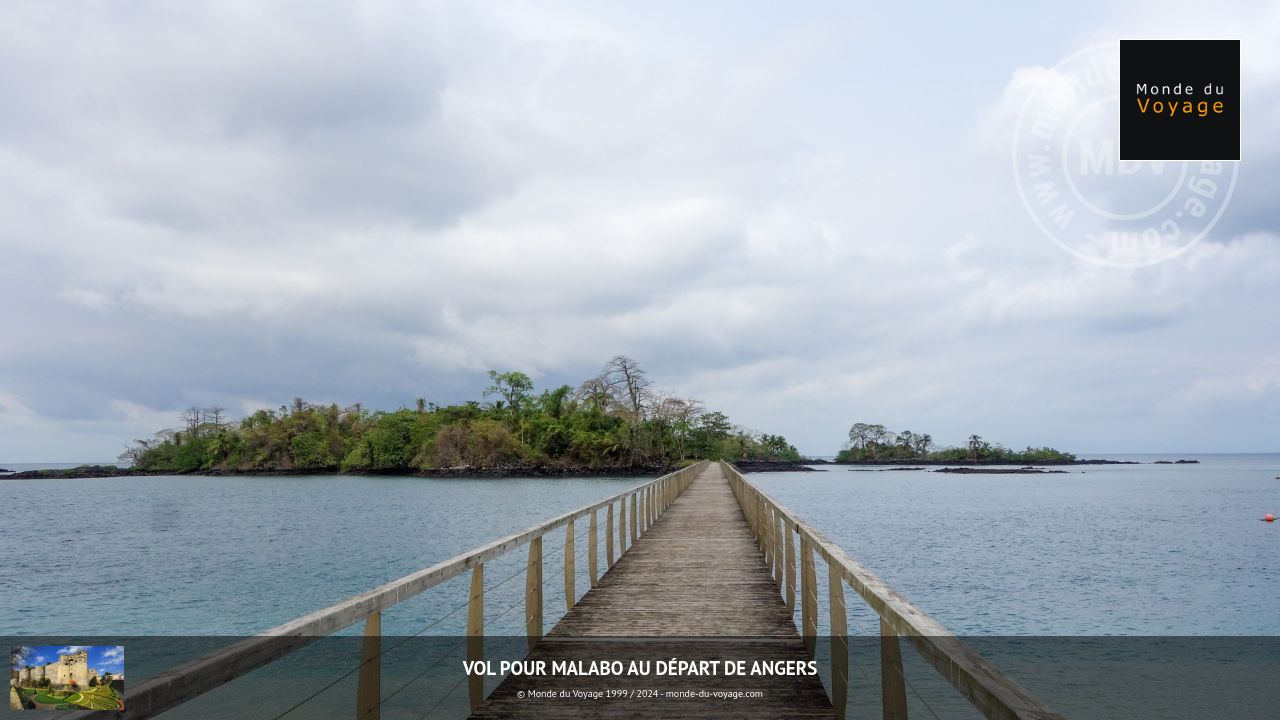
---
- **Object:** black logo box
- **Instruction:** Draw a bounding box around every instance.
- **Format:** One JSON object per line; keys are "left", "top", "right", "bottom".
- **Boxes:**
{"left": 1120, "top": 39, "right": 1240, "bottom": 161}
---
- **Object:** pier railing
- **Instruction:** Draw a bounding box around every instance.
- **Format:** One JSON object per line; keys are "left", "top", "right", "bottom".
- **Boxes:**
{"left": 67, "top": 461, "right": 708, "bottom": 720}
{"left": 721, "top": 461, "right": 1065, "bottom": 720}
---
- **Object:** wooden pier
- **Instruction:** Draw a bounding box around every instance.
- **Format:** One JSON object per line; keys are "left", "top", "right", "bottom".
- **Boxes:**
{"left": 468, "top": 462, "right": 834, "bottom": 719}
{"left": 68, "top": 461, "right": 1065, "bottom": 720}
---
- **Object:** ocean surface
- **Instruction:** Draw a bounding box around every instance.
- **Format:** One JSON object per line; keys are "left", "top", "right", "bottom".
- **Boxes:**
{"left": 3, "top": 455, "right": 1278, "bottom": 718}
{"left": 0, "top": 470, "right": 647, "bottom": 636}
{"left": 752, "top": 453, "right": 1280, "bottom": 636}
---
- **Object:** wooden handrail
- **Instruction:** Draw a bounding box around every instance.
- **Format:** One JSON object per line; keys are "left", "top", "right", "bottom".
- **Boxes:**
{"left": 720, "top": 461, "right": 1065, "bottom": 720}
{"left": 65, "top": 461, "right": 708, "bottom": 720}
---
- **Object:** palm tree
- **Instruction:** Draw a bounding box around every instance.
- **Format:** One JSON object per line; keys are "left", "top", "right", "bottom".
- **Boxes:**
{"left": 968, "top": 434, "right": 983, "bottom": 463}
{"left": 916, "top": 433, "right": 933, "bottom": 457}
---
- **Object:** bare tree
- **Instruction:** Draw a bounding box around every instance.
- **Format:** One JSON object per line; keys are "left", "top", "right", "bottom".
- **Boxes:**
{"left": 182, "top": 407, "right": 203, "bottom": 437}
{"left": 649, "top": 394, "right": 704, "bottom": 460}
{"left": 602, "top": 355, "right": 651, "bottom": 419}
{"left": 118, "top": 438, "right": 156, "bottom": 465}
{"left": 574, "top": 375, "right": 614, "bottom": 410}
{"left": 204, "top": 407, "right": 227, "bottom": 430}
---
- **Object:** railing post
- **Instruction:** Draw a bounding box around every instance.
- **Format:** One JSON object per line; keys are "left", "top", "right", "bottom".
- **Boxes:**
{"left": 525, "top": 537, "right": 543, "bottom": 650}
{"left": 640, "top": 487, "right": 648, "bottom": 533}
{"left": 750, "top": 491, "right": 761, "bottom": 542}
{"left": 607, "top": 503, "right": 616, "bottom": 566}
{"left": 830, "top": 571, "right": 849, "bottom": 720}
{"left": 760, "top": 497, "right": 771, "bottom": 560}
{"left": 467, "top": 565, "right": 484, "bottom": 711}
{"left": 588, "top": 510, "right": 599, "bottom": 587}
{"left": 801, "top": 537, "right": 817, "bottom": 658}
{"left": 619, "top": 498, "right": 628, "bottom": 553}
{"left": 772, "top": 509, "right": 784, "bottom": 590}
{"left": 880, "top": 618, "right": 908, "bottom": 720}
{"left": 785, "top": 522, "right": 796, "bottom": 614}
{"left": 564, "top": 519, "right": 576, "bottom": 610}
{"left": 646, "top": 485, "right": 653, "bottom": 527}
{"left": 760, "top": 497, "right": 770, "bottom": 557}
{"left": 355, "top": 611, "right": 380, "bottom": 720}
{"left": 630, "top": 492, "right": 638, "bottom": 544}
{"left": 762, "top": 503, "right": 773, "bottom": 568}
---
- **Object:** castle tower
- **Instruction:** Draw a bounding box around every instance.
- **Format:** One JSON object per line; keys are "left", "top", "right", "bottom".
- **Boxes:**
{"left": 69, "top": 650, "right": 89, "bottom": 688}
{"left": 46, "top": 650, "right": 91, "bottom": 690}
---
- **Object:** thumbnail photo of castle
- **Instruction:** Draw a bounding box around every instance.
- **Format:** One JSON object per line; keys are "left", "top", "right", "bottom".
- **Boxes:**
{"left": 9, "top": 646, "right": 124, "bottom": 712}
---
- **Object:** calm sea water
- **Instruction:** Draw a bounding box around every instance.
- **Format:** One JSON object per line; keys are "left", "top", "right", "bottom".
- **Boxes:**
{"left": 752, "top": 453, "right": 1280, "bottom": 636}
{"left": 0, "top": 472, "right": 646, "bottom": 636}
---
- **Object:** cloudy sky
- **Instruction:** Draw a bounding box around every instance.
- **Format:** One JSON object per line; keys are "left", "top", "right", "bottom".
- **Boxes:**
{"left": 2, "top": 0, "right": 1277, "bottom": 461}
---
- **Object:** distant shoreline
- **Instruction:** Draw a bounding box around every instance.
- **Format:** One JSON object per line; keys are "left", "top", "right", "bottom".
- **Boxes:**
{"left": 0, "top": 457, "right": 1206, "bottom": 480}
{"left": 832, "top": 458, "right": 1198, "bottom": 466}
{"left": 737, "top": 458, "right": 1201, "bottom": 473}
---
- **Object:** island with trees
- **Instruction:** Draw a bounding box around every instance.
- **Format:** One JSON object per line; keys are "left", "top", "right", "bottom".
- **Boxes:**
{"left": 834, "top": 422, "right": 1077, "bottom": 464}
{"left": 97, "top": 356, "right": 802, "bottom": 477}
{"left": 3, "top": 374, "right": 1203, "bottom": 481}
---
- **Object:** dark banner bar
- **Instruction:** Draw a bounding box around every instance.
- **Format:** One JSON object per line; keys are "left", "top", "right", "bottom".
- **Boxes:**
{"left": 7, "top": 636, "right": 1278, "bottom": 719}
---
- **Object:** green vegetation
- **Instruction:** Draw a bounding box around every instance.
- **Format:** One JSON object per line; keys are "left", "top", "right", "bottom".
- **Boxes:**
{"left": 124, "top": 356, "right": 802, "bottom": 473}
{"left": 19, "top": 687, "right": 119, "bottom": 711}
{"left": 74, "top": 685, "right": 122, "bottom": 711}
{"left": 834, "top": 423, "right": 1075, "bottom": 464}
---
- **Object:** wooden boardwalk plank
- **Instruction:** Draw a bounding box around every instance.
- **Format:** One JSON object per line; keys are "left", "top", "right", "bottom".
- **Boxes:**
{"left": 469, "top": 464, "right": 835, "bottom": 719}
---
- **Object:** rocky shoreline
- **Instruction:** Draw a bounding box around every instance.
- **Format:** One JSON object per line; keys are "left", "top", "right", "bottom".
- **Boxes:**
{"left": 1, "top": 456, "right": 1203, "bottom": 480}
{"left": 935, "top": 466, "right": 1069, "bottom": 474}
{"left": 732, "top": 461, "right": 821, "bottom": 472}
{"left": 831, "top": 458, "right": 1197, "bottom": 466}
{"left": 0, "top": 464, "right": 141, "bottom": 479}
{"left": 734, "top": 458, "right": 1201, "bottom": 473}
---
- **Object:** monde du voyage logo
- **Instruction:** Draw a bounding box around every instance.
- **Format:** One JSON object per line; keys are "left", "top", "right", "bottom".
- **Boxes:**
{"left": 1121, "top": 39, "right": 1240, "bottom": 161}
{"left": 1013, "top": 40, "right": 1240, "bottom": 267}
